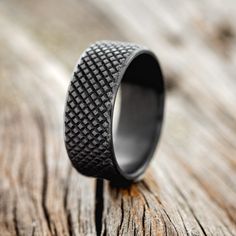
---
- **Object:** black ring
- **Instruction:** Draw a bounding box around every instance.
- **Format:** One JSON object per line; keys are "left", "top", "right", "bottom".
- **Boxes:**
{"left": 64, "top": 41, "right": 165, "bottom": 183}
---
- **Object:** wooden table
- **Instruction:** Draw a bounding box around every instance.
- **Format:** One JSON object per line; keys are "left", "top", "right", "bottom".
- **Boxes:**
{"left": 0, "top": 0, "right": 236, "bottom": 235}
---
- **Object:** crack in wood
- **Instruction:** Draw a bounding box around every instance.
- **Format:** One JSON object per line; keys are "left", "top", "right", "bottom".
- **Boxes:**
{"left": 142, "top": 205, "right": 146, "bottom": 236}
{"left": 119, "top": 198, "right": 124, "bottom": 232}
{"left": 162, "top": 208, "right": 179, "bottom": 236}
{"left": 13, "top": 202, "right": 20, "bottom": 236}
{"left": 34, "top": 114, "right": 52, "bottom": 235}
{"left": 178, "top": 210, "right": 190, "bottom": 236}
{"left": 95, "top": 179, "right": 104, "bottom": 236}
{"left": 31, "top": 224, "right": 36, "bottom": 236}
{"left": 63, "top": 167, "right": 73, "bottom": 236}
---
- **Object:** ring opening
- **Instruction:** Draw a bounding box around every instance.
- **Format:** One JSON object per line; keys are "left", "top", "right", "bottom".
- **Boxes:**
{"left": 112, "top": 51, "right": 164, "bottom": 179}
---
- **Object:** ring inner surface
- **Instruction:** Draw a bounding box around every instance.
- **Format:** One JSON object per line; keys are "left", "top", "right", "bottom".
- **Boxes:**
{"left": 112, "top": 52, "right": 164, "bottom": 177}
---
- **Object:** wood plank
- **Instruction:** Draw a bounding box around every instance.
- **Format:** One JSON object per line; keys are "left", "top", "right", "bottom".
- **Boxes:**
{"left": 0, "top": 0, "right": 236, "bottom": 235}
{"left": 0, "top": 10, "right": 96, "bottom": 235}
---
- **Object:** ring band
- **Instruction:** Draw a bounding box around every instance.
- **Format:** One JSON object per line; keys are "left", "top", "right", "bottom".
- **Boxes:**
{"left": 64, "top": 41, "right": 165, "bottom": 182}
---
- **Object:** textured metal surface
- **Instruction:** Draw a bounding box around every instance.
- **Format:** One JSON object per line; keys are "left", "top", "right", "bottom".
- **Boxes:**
{"left": 64, "top": 41, "right": 140, "bottom": 180}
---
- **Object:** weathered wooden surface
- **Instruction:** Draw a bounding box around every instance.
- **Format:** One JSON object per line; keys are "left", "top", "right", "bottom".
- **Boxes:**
{"left": 0, "top": 0, "right": 236, "bottom": 235}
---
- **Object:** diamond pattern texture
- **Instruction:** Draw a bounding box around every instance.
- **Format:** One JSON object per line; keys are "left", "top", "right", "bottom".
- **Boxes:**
{"left": 64, "top": 41, "right": 141, "bottom": 180}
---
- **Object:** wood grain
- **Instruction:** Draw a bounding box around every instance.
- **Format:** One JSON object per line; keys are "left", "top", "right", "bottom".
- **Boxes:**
{"left": 0, "top": 0, "right": 236, "bottom": 235}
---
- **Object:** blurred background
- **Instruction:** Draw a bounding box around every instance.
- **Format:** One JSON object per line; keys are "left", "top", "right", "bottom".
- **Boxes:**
{"left": 0, "top": 0, "right": 236, "bottom": 235}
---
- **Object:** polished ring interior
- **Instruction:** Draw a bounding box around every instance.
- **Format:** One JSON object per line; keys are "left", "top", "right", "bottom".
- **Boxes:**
{"left": 112, "top": 51, "right": 164, "bottom": 180}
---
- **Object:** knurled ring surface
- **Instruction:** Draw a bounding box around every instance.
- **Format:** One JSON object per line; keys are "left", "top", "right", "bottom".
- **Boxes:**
{"left": 64, "top": 41, "right": 165, "bottom": 183}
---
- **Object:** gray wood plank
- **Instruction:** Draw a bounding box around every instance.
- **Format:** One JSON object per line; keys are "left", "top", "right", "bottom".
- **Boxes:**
{"left": 0, "top": 0, "right": 236, "bottom": 235}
